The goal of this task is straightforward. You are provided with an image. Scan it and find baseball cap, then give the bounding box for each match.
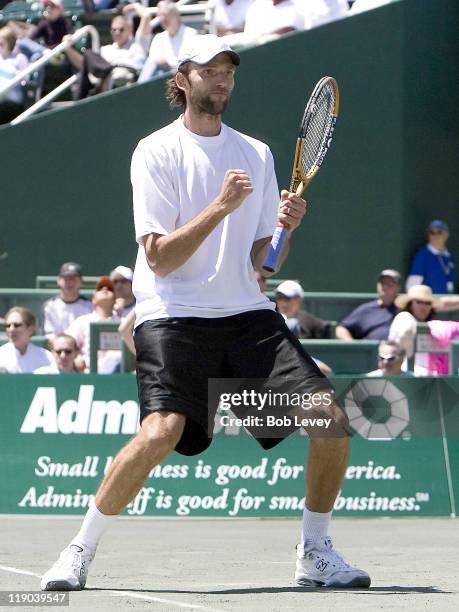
[177,34,240,69]
[44,0,63,7]
[95,276,114,292]
[428,219,448,232]
[276,280,304,299]
[110,265,133,282]
[378,269,402,284]
[59,262,82,277]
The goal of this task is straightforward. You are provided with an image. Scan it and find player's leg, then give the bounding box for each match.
[295,396,369,587]
[40,411,185,591]
[95,411,186,515]
[226,310,370,587]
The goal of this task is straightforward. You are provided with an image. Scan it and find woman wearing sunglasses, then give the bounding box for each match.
[0,307,53,373]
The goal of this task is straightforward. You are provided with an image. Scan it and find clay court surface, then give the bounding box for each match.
[0,517,458,611]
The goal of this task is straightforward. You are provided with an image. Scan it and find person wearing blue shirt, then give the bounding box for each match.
[336,269,401,340]
[406,220,456,294]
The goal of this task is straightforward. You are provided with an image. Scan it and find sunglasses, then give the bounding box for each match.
[429,230,444,235]
[378,355,400,363]
[53,348,74,355]
[111,27,126,33]
[412,299,432,306]
[6,322,25,328]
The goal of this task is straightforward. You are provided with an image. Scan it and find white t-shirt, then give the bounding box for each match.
[34,363,60,374]
[148,24,197,70]
[42,295,94,337]
[209,0,255,32]
[0,342,54,374]
[131,118,279,325]
[66,312,121,374]
[301,0,349,29]
[244,0,305,38]
[101,31,151,71]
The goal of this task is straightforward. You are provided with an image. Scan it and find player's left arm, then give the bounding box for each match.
[251,190,306,276]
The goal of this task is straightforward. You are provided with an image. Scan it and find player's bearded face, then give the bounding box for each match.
[188,80,231,115]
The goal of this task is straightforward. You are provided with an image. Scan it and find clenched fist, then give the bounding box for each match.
[216,169,253,213]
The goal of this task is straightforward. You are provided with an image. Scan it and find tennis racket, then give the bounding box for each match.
[262,76,340,272]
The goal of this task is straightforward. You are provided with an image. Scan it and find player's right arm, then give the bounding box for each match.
[143,169,252,277]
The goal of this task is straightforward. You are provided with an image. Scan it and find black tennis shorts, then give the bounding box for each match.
[134,309,335,456]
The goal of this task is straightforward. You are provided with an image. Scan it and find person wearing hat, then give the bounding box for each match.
[406,220,456,294]
[336,269,402,340]
[42,35,370,592]
[276,280,330,339]
[388,284,459,375]
[110,265,135,317]
[42,262,93,338]
[65,276,121,374]
[30,0,72,50]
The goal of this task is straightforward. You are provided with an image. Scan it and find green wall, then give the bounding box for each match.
[1,0,458,290]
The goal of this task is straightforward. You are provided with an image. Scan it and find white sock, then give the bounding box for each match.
[301,507,332,549]
[72,501,115,553]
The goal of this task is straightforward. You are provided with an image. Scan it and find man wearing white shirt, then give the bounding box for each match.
[300,0,349,29]
[0,307,53,374]
[244,0,305,41]
[138,0,197,83]
[210,0,255,36]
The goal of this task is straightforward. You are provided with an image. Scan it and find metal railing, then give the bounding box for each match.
[0,25,100,125]
[2,1,215,125]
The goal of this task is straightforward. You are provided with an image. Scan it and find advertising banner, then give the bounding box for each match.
[0,375,457,517]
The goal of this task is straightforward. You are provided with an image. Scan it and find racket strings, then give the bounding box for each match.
[301,84,335,176]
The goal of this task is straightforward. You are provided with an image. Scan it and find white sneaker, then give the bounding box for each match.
[295,537,371,588]
[41,543,94,591]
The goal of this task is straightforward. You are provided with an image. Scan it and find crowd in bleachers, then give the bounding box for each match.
[0,0,394,124]
[1,218,458,377]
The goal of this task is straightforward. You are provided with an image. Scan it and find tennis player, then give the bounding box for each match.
[41,34,370,590]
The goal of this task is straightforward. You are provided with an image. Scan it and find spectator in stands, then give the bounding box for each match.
[243,0,305,42]
[276,280,331,339]
[42,262,93,338]
[349,0,395,14]
[388,284,459,375]
[110,265,135,317]
[30,0,72,50]
[0,307,54,373]
[209,0,254,37]
[66,276,121,373]
[0,25,28,124]
[137,1,197,84]
[301,0,349,29]
[406,220,456,295]
[336,269,401,340]
[366,340,413,377]
[65,7,151,98]
[35,334,80,374]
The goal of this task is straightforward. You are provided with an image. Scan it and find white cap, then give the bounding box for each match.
[276,280,304,299]
[177,34,240,69]
[110,265,133,282]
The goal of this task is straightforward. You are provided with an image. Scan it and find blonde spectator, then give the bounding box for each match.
[0,25,28,124]
[0,307,53,373]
